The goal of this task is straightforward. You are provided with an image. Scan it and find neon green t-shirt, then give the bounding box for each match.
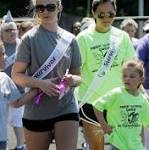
[76,26,135,104]
[94,87,149,150]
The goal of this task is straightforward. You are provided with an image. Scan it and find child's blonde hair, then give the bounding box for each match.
[122,60,144,78]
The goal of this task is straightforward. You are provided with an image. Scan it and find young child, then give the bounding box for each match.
[0,42,37,150]
[93,60,149,150]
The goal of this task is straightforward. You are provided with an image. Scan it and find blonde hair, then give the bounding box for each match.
[31,0,62,24]
[120,18,138,30]
[122,60,144,77]
[31,0,61,6]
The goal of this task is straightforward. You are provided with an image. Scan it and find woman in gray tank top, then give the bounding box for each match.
[12,0,82,150]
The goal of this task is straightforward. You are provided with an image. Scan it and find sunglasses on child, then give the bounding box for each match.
[97,12,115,19]
[35,3,57,13]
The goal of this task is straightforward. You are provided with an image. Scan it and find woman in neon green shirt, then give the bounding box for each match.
[77,0,135,149]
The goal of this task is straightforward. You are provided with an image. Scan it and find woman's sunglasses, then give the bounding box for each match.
[97,12,115,19]
[35,3,57,13]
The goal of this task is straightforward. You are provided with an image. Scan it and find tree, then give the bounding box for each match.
[0,0,148,18]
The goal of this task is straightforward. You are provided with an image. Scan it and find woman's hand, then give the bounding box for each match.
[38,77,60,97]
[63,73,74,87]
[63,68,81,87]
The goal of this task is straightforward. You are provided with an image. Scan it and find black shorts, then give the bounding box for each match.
[79,103,107,125]
[23,113,79,132]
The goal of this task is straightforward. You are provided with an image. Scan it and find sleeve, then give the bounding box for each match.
[136,35,149,63]
[142,99,149,127]
[76,33,87,66]
[15,35,31,63]
[93,89,117,112]
[70,38,82,69]
[123,32,136,61]
[2,74,21,103]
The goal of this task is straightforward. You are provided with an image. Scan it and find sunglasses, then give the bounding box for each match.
[35,3,57,13]
[4,29,16,32]
[97,12,115,19]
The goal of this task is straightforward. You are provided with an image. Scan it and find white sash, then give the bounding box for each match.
[79,30,120,107]
[33,31,73,79]
[5,53,15,69]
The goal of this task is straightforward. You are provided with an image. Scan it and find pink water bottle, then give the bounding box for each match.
[57,79,69,100]
[57,69,70,99]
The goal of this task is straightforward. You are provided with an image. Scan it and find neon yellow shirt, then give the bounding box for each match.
[94,87,149,150]
[76,26,135,104]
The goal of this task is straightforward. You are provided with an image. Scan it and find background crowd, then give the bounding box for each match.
[0,0,149,150]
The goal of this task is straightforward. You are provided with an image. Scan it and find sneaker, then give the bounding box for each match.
[13,146,26,150]
[82,142,89,150]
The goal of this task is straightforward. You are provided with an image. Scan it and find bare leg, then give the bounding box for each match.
[54,121,79,150]
[82,120,104,150]
[24,128,52,150]
[13,127,25,146]
[9,107,25,148]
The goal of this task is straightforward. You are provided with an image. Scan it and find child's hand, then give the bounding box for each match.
[38,78,60,97]
[103,124,112,134]
[30,88,38,96]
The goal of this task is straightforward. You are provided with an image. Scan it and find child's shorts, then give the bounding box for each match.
[8,106,24,127]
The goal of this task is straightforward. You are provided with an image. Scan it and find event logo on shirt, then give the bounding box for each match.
[118,105,142,128]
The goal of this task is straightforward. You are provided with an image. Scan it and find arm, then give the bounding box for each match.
[10,88,38,108]
[64,68,81,87]
[0,45,5,70]
[12,61,60,97]
[12,62,41,88]
[94,108,112,134]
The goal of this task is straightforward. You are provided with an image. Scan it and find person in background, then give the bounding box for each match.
[11,0,82,150]
[94,60,149,150]
[1,11,26,150]
[120,18,139,49]
[18,21,34,38]
[72,21,81,36]
[80,17,95,31]
[143,19,149,35]
[76,0,135,149]
[137,30,149,150]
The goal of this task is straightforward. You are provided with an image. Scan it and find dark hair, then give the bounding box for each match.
[92,0,117,13]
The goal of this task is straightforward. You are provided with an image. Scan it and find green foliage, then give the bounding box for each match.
[0,0,148,18]
[0,2,11,17]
